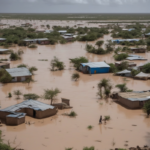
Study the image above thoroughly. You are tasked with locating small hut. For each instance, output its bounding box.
[0,38,6,43]
[6,67,32,82]
[52,98,72,110]
[117,91,150,109]
[135,72,150,80]
[37,38,50,45]
[0,49,10,54]
[6,112,26,126]
[0,100,58,125]
[23,39,36,46]
[58,30,67,35]
[79,62,110,74]
[130,48,146,53]
[116,69,131,77]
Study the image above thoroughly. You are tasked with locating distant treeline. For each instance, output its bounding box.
[1,13,150,20]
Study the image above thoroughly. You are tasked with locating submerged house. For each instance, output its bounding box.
[0,62,10,69]
[23,38,50,45]
[0,100,58,125]
[58,30,67,34]
[116,69,131,77]
[0,38,6,43]
[62,33,74,41]
[37,38,50,45]
[135,72,150,80]
[126,54,147,61]
[0,49,10,54]
[117,91,150,109]
[112,39,140,44]
[130,47,146,53]
[145,33,150,37]
[79,62,110,74]
[6,67,32,82]
[23,39,36,45]
[115,62,136,68]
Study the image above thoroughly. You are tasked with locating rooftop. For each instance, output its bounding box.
[0,49,9,52]
[81,62,110,68]
[119,91,150,102]
[6,67,32,77]
[0,38,6,41]
[0,100,55,112]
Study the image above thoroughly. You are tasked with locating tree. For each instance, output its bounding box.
[143,101,150,117]
[42,88,61,105]
[115,83,132,92]
[95,40,104,48]
[142,63,150,73]
[23,77,34,86]
[50,56,65,71]
[24,93,40,100]
[0,69,12,83]
[97,79,112,99]
[72,73,80,81]
[29,66,38,74]
[131,69,140,77]
[9,52,21,61]
[114,53,128,61]
[13,90,22,99]
[70,57,88,70]
[17,64,27,68]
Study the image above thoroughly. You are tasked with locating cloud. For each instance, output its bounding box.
[26,0,148,5]
[95,0,148,5]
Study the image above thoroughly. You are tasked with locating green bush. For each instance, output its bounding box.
[9,52,21,61]
[68,111,77,117]
[142,63,150,73]
[28,44,37,48]
[50,56,65,71]
[0,69,12,83]
[70,57,88,70]
[24,93,40,100]
[114,53,128,61]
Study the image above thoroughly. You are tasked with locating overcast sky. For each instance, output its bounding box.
[0,0,150,13]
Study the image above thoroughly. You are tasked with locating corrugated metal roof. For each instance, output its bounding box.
[112,39,140,43]
[116,69,131,74]
[0,49,9,52]
[58,30,67,33]
[119,91,150,102]
[81,62,110,68]
[135,72,150,78]
[7,112,26,118]
[0,38,6,41]
[126,56,147,60]
[6,67,32,77]
[0,100,55,112]
[23,38,48,42]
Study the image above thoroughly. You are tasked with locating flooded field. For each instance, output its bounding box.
[0,20,150,150]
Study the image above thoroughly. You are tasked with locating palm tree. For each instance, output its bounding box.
[13,90,22,99]
[115,83,128,92]
[42,88,61,105]
[143,101,150,117]
[72,73,80,81]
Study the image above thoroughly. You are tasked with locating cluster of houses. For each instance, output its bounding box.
[115,61,150,80]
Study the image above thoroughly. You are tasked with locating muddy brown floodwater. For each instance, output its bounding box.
[0,20,150,150]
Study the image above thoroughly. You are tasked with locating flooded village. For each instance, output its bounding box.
[0,17,150,150]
